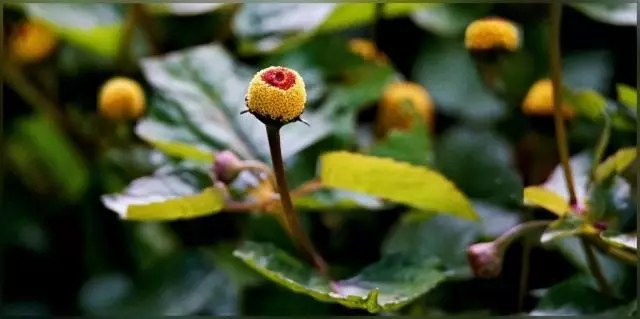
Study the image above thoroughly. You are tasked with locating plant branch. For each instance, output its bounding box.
[549,2,578,206]
[131,4,160,55]
[266,126,329,277]
[580,237,615,296]
[495,220,551,256]
[517,210,534,312]
[584,234,637,266]
[116,4,138,71]
[238,160,277,189]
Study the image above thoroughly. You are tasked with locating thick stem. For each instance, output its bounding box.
[517,210,534,312]
[550,3,614,296]
[132,4,160,55]
[265,126,329,277]
[580,237,615,296]
[116,4,138,71]
[549,3,578,206]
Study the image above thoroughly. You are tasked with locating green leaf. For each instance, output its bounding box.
[410,3,493,38]
[233,241,446,313]
[23,4,124,58]
[616,84,637,110]
[435,126,523,207]
[594,147,637,183]
[6,114,89,201]
[233,3,431,55]
[369,122,433,166]
[136,135,214,163]
[101,163,224,220]
[138,44,335,162]
[412,37,505,123]
[319,151,478,220]
[549,237,628,294]
[600,233,637,252]
[79,251,239,316]
[563,88,607,121]
[144,3,225,15]
[530,275,622,316]
[382,211,481,278]
[571,3,637,26]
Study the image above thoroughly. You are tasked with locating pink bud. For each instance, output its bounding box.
[213,150,242,184]
[467,242,503,279]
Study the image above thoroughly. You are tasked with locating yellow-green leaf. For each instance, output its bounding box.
[101,165,225,221]
[143,139,214,163]
[594,147,637,183]
[125,187,224,221]
[617,84,637,109]
[319,151,478,220]
[523,186,570,217]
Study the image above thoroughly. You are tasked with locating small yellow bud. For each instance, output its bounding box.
[464,17,520,53]
[9,20,58,64]
[348,38,388,64]
[98,77,146,120]
[375,82,434,138]
[522,79,574,119]
[245,66,306,126]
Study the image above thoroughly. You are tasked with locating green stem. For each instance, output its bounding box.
[580,237,615,296]
[549,3,613,297]
[265,126,329,277]
[517,210,534,312]
[548,2,577,206]
[584,235,638,266]
[495,220,551,256]
[116,4,138,71]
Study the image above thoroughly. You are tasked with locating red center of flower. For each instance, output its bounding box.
[261,67,296,90]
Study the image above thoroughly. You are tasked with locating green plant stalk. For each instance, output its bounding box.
[265,125,330,278]
[372,3,384,45]
[549,3,613,297]
[116,4,138,71]
[517,210,534,312]
[495,220,551,257]
[589,112,611,185]
[584,235,637,266]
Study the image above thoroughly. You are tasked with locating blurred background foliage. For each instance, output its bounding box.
[1,2,637,316]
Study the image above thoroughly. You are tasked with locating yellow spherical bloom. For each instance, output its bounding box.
[245,66,306,125]
[98,77,146,120]
[375,82,434,138]
[348,38,388,64]
[10,20,58,64]
[465,17,520,52]
[522,79,574,118]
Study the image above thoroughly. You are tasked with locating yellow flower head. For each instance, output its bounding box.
[348,38,388,64]
[98,77,146,120]
[375,82,434,138]
[464,17,520,53]
[245,66,306,125]
[10,20,58,64]
[522,79,574,118]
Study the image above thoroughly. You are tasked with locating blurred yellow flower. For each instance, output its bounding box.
[522,79,574,118]
[98,77,146,120]
[245,66,306,124]
[348,38,388,64]
[10,20,58,64]
[375,82,434,138]
[464,17,520,52]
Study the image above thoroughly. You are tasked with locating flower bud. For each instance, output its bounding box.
[467,242,503,279]
[244,66,306,126]
[375,82,434,138]
[522,79,574,119]
[98,77,146,120]
[213,150,243,184]
[465,17,520,54]
[348,38,388,64]
[9,20,58,64]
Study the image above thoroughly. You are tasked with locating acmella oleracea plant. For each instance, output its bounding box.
[241,66,329,278]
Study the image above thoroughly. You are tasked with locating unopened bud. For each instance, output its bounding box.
[467,242,503,279]
[213,150,243,184]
